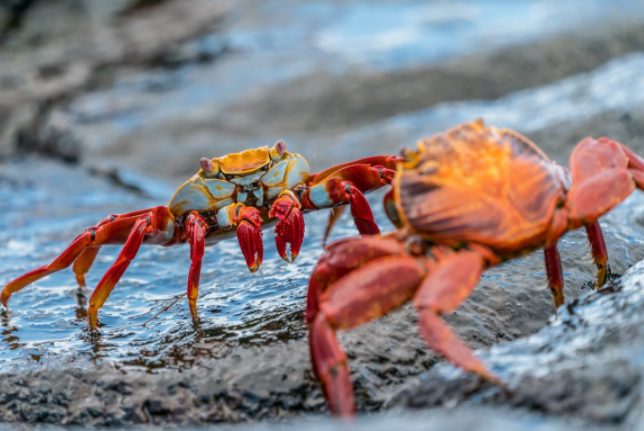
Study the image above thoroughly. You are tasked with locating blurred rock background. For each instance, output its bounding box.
[3,0,644,429]
[3,0,644,178]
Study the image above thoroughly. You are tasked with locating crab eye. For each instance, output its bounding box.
[270,140,286,160]
[200,157,213,173]
[200,158,221,178]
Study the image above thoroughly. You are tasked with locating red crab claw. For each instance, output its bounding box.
[235,207,264,272]
[269,191,305,262]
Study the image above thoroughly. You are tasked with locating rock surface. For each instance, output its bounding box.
[390,260,644,428]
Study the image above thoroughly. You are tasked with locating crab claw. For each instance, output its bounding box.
[236,207,264,272]
[274,209,305,262]
[270,191,305,262]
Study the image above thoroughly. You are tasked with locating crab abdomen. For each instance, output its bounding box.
[397,120,565,253]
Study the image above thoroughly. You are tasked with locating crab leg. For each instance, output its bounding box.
[305,162,397,239]
[301,178,378,237]
[217,203,264,272]
[307,236,405,325]
[269,190,305,262]
[87,217,152,329]
[1,211,161,307]
[187,212,208,321]
[72,209,153,288]
[566,138,644,287]
[414,251,498,382]
[383,188,403,228]
[585,222,608,288]
[543,244,565,308]
[72,248,100,289]
[310,256,427,417]
[307,155,399,185]
[86,207,178,329]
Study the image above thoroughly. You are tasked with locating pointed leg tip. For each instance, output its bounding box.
[189,299,199,323]
[247,262,262,273]
[0,291,11,309]
[480,369,502,386]
[87,306,99,330]
[596,267,607,289]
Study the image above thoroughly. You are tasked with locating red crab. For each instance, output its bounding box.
[2,141,399,329]
[306,120,644,416]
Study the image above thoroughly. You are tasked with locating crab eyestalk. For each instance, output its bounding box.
[200,157,221,178]
[270,140,287,161]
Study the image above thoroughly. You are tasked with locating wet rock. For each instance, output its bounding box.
[5,1,644,176]
[0,0,35,36]
[389,260,644,427]
[197,408,617,431]
[226,20,644,137]
[325,52,644,168]
[0,0,233,161]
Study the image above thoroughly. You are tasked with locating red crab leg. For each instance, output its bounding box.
[310,256,427,417]
[383,188,402,228]
[72,209,153,288]
[217,203,264,272]
[187,212,208,321]
[72,248,100,289]
[307,155,399,185]
[1,211,160,307]
[413,251,498,382]
[563,138,644,292]
[543,244,564,308]
[305,161,398,239]
[86,206,178,329]
[585,222,608,288]
[87,215,156,329]
[321,207,346,246]
[301,178,379,236]
[269,190,305,262]
[307,236,405,326]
